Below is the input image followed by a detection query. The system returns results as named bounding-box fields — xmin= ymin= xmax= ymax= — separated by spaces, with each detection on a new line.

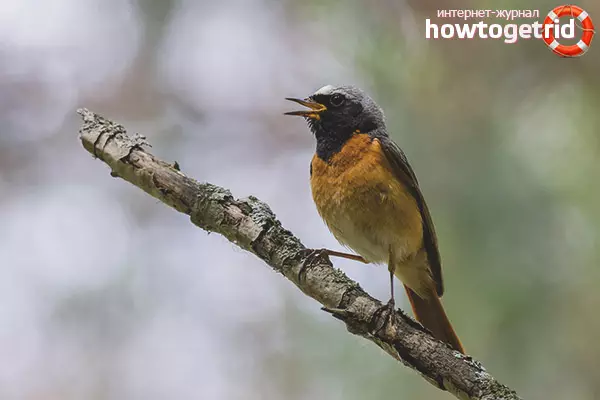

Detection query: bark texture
xmin=77 ymin=108 xmax=522 ymax=400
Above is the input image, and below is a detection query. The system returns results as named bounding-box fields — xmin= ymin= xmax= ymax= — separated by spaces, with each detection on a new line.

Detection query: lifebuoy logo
xmin=543 ymin=5 xmax=594 ymax=57
xmin=426 ymin=5 xmax=595 ymax=58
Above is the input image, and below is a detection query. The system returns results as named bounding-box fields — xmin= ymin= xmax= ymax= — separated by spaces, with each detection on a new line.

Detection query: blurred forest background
xmin=1 ymin=0 xmax=599 ymax=399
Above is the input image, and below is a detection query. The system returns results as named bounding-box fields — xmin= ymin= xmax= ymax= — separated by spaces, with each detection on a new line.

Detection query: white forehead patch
xmin=314 ymin=85 xmax=335 ymax=96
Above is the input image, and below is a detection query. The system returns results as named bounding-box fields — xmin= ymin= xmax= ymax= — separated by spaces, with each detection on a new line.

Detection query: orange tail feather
xmin=404 ymin=285 xmax=465 ymax=353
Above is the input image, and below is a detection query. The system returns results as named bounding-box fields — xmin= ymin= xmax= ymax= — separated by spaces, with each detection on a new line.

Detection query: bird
xmin=284 ymin=85 xmax=464 ymax=353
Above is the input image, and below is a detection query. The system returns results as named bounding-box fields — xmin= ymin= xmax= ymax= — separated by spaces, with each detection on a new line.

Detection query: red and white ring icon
xmin=543 ymin=5 xmax=594 ymax=57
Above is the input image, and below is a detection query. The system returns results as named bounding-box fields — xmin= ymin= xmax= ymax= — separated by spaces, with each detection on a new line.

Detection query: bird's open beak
xmin=284 ymin=98 xmax=327 ymax=119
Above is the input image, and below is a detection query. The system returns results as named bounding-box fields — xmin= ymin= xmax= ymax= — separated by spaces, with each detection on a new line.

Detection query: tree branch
xmin=77 ymin=108 xmax=522 ymax=400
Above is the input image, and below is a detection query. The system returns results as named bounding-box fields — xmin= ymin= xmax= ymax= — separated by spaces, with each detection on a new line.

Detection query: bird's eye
xmin=330 ymin=93 xmax=345 ymax=107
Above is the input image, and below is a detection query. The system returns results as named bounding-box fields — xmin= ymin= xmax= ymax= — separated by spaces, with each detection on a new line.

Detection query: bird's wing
xmin=378 ymin=136 xmax=444 ymax=296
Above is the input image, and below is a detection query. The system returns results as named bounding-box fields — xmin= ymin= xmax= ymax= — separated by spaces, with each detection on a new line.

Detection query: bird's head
xmin=285 ymin=85 xmax=386 ymax=137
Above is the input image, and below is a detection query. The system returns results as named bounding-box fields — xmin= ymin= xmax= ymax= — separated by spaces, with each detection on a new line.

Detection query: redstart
xmin=285 ymin=85 xmax=464 ymax=353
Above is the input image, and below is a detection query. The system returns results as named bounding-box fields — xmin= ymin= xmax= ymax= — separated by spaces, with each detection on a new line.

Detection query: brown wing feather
xmin=377 ymin=137 xmax=444 ymax=296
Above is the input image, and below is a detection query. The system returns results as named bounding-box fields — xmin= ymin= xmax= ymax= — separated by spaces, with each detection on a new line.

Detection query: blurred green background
xmin=0 ymin=0 xmax=599 ymax=399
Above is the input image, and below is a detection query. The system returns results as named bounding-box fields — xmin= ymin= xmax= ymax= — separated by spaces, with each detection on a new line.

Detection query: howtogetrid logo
xmin=426 ymin=4 xmax=595 ymax=58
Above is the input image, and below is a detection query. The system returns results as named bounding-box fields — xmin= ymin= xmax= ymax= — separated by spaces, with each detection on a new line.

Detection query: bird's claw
xmin=371 ymin=298 xmax=397 ymax=335
xmin=298 ymin=248 xmax=330 ymax=284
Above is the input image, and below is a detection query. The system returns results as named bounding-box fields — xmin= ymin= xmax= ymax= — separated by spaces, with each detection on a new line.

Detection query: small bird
xmin=285 ymin=85 xmax=464 ymax=353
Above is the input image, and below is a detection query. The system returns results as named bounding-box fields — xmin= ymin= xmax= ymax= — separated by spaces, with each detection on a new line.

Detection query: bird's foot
xmin=298 ymin=248 xmax=330 ymax=283
xmin=371 ymin=298 xmax=397 ymax=335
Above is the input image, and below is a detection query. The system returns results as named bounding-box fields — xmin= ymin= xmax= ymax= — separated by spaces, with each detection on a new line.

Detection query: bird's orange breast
xmin=310 ymin=134 xmax=423 ymax=264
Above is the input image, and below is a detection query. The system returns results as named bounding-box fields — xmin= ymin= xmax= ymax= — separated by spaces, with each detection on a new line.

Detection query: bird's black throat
xmin=310 ymin=119 xmax=383 ymax=162
xmin=310 ymin=121 xmax=354 ymax=162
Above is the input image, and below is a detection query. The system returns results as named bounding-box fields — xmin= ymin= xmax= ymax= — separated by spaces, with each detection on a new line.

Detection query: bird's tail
xmin=404 ymin=285 xmax=465 ymax=354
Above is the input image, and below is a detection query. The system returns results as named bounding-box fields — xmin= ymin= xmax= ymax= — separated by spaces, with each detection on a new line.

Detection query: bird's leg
xmin=372 ymin=247 xmax=397 ymax=334
xmin=321 ymin=249 xmax=368 ymax=264
xmin=387 ymin=246 xmax=396 ymax=308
